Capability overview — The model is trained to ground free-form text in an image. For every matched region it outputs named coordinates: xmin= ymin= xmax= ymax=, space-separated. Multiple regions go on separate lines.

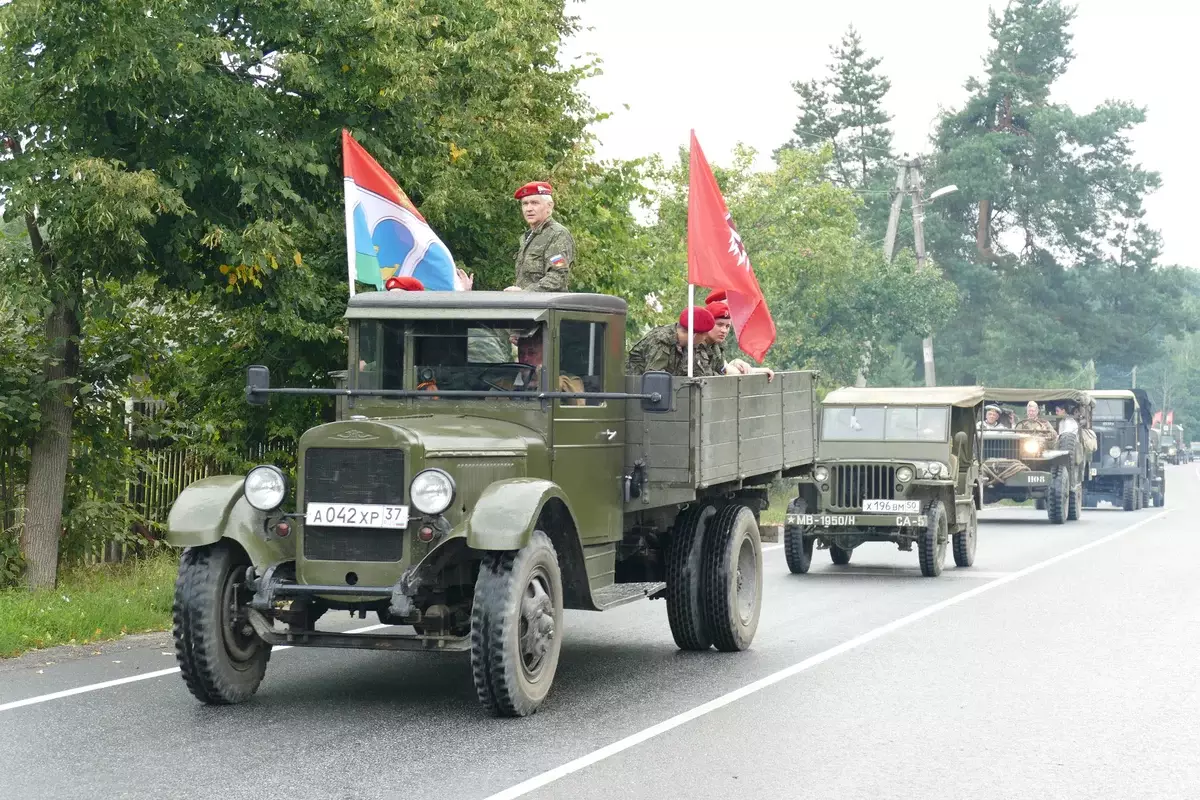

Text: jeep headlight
xmin=814 ymin=465 xmax=829 ymax=482
xmin=927 ymin=462 xmax=946 ymax=478
xmin=896 ymin=466 xmax=914 ymax=483
xmin=244 ymin=465 xmax=287 ymax=512
xmin=1022 ymin=438 xmax=1042 ymax=456
xmin=1169 ymin=447 xmax=1176 ymax=455
xmin=1108 ymin=445 xmax=1121 ymax=459
xmin=409 ymin=469 xmax=456 ymax=515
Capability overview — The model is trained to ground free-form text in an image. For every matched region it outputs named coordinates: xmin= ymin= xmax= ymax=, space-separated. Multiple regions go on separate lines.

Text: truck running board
xmin=591 ymin=582 xmax=667 ymax=610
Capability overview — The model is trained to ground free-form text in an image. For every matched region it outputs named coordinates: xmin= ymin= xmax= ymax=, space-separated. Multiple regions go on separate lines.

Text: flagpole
xmin=343 ymin=177 xmax=357 ymax=298
xmin=687 ymin=284 xmax=694 ymax=378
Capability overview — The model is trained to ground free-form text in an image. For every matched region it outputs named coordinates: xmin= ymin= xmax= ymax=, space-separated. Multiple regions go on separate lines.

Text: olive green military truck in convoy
xmin=165 ymin=292 xmax=817 ymax=717
xmin=979 ymin=389 xmax=1095 ymax=524
xmin=783 ymin=386 xmax=984 ymax=578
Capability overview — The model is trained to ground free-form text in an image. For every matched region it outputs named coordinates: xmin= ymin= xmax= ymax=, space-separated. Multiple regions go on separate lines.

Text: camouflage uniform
xmin=626 ymin=325 xmax=716 ymax=376
xmin=699 ymin=341 xmax=727 ymax=375
xmin=515 ymin=218 xmax=575 ymax=292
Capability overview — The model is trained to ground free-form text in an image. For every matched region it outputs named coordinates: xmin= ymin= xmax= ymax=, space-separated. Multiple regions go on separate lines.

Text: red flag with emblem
xmin=1153 ymin=410 xmax=1163 ymax=426
xmin=686 ymin=131 xmax=776 ymax=363
xmin=1166 ymin=410 xmax=1174 ymax=426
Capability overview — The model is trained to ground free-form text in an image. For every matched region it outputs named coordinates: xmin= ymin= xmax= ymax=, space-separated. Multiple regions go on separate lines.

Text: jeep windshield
xmin=822 ymin=405 xmax=949 ymax=442
xmin=355 ymin=318 xmax=544 ymax=396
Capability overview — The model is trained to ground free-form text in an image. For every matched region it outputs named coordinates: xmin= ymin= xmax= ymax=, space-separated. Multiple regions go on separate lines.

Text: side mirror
xmin=247 ymin=365 xmax=271 ymax=406
xmin=640 ymin=371 xmax=673 ymax=413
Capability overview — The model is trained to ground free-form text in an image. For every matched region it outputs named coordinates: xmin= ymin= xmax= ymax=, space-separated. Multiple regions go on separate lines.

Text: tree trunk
xmin=20 ymin=292 xmax=79 ymax=589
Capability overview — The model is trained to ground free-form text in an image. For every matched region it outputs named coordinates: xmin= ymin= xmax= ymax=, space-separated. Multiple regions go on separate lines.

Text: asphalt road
xmin=2 ymin=466 xmax=1197 ymax=800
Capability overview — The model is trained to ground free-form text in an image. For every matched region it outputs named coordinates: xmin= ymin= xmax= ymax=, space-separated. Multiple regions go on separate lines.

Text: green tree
xmin=0 ymin=0 xmax=607 ymax=587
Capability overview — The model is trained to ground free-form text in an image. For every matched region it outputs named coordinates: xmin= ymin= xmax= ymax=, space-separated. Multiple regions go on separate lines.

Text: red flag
xmin=686 ymin=131 xmax=776 ymax=363
xmin=1166 ymin=410 xmax=1174 ymax=426
xmin=1153 ymin=411 xmax=1163 ymax=426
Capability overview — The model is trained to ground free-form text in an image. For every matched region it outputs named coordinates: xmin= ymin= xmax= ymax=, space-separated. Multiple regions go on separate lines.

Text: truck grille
xmin=830 ymin=464 xmax=895 ymax=509
xmin=303 ymin=447 xmax=405 ymax=562
xmin=983 ymin=437 xmax=1021 ymax=461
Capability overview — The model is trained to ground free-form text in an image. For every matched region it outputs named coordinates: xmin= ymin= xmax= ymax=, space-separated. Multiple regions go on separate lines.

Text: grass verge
xmin=0 ymin=553 xmax=178 ymax=658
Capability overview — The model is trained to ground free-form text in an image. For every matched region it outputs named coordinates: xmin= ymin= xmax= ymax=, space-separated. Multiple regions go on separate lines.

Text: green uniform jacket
xmin=626 ymin=325 xmax=718 ymax=377
xmin=515 ymin=218 xmax=575 ymax=292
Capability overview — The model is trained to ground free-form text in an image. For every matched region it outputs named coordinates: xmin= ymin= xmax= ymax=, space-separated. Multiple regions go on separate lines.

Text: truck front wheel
xmin=701 ymin=505 xmax=763 ymax=652
xmin=470 ymin=531 xmax=564 ymax=717
xmin=173 ymin=541 xmax=272 ymax=705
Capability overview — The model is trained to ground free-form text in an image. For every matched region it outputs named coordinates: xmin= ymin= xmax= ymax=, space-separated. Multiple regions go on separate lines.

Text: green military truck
xmin=164 ymin=291 xmax=817 ymax=717
xmin=979 ymin=389 xmax=1094 ymax=523
xmin=783 ymin=386 xmax=984 ymax=578
xmin=1085 ymin=389 xmax=1160 ymax=509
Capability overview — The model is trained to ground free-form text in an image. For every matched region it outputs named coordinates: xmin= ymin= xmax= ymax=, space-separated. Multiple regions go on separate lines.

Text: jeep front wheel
xmin=953 ymin=502 xmax=977 ymax=568
xmin=784 ymin=498 xmax=813 ymax=574
xmin=470 ymin=531 xmax=564 ymax=717
xmin=701 ymin=504 xmax=763 ymax=652
xmin=173 ymin=541 xmax=272 ymax=705
xmin=1046 ymin=466 xmax=1068 ymax=524
xmin=919 ymin=500 xmax=947 ymax=577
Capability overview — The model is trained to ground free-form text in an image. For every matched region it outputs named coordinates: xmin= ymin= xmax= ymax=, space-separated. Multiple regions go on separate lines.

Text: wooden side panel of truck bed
xmin=623 ymin=371 xmax=816 ymax=512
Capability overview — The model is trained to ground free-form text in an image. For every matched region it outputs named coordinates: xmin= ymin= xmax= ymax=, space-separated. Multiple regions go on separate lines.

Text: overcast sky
xmin=562 ymin=0 xmax=1198 ymax=268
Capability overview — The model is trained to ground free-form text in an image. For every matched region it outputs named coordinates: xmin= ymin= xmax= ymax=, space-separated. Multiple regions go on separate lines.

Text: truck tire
xmin=1122 ymin=480 xmax=1136 ymax=511
xmin=783 ymin=498 xmax=813 ymax=575
xmin=829 ymin=544 xmax=852 ymax=565
xmin=1067 ymin=483 xmax=1082 ymax=521
xmin=700 ymin=504 xmax=763 ymax=652
xmin=920 ymin=500 xmax=947 ymax=577
xmin=953 ymin=503 xmax=977 ymax=568
xmin=666 ymin=504 xmax=717 ymax=651
xmin=173 ymin=541 xmax=272 ymax=705
xmin=1046 ymin=466 xmax=1068 ymax=524
xmin=1154 ymin=475 xmax=1166 ymax=507
xmin=470 ymin=531 xmax=564 ymax=717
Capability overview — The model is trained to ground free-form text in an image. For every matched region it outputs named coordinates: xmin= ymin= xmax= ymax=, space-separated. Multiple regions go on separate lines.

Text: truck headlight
xmin=814 ymin=466 xmax=829 ymax=482
xmin=410 ymin=469 xmax=455 ymax=515
xmin=896 ymin=466 xmax=914 ymax=483
xmin=927 ymin=462 xmax=946 ymax=477
xmin=1022 ymin=438 xmax=1041 ymax=456
xmin=1108 ymin=446 xmax=1121 ymax=459
xmin=244 ymin=465 xmax=287 ymax=512
xmin=1169 ymin=447 xmax=1176 ymax=455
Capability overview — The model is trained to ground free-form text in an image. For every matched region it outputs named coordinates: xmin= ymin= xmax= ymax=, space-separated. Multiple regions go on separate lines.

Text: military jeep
xmin=164 ymin=291 xmax=817 ymax=716
xmin=784 ymin=386 xmax=984 ymax=578
xmin=979 ymin=389 xmax=1095 ymax=524
xmin=1085 ymin=389 xmax=1160 ymax=509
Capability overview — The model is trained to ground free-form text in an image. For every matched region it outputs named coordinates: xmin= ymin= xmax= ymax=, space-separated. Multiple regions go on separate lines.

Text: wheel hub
xmin=519 ymin=572 xmax=555 ymax=677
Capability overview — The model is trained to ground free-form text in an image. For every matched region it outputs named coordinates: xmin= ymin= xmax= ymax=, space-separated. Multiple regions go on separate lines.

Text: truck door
xmin=551 ymin=315 xmax=624 ymax=544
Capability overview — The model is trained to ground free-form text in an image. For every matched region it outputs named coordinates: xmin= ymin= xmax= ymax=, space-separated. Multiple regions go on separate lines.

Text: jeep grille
xmin=830 ymin=464 xmax=895 ymax=510
xmin=983 ymin=437 xmax=1021 ymax=461
xmin=303 ymin=447 xmax=405 ymax=562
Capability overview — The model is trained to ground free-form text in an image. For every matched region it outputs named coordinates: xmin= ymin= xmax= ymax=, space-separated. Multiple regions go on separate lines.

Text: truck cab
xmin=1085 ymin=389 xmax=1160 ymax=509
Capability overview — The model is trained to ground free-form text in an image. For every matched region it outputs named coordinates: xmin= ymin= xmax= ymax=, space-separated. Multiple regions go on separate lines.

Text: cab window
xmin=1093 ymin=399 xmax=1129 ymax=420
xmin=559 ymin=320 xmax=606 ymax=407
xmin=355 ymin=320 xmax=405 ymax=390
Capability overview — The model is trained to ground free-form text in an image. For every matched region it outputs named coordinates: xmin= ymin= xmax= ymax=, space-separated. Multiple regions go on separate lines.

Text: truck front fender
xmin=464 ymin=478 xmax=575 ymax=551
xmin=165 ymin=475 xmax=292 ymax=567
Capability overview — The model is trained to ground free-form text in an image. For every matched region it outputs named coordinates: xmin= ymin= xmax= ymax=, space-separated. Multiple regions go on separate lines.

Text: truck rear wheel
xmin=470 ymin=531 xmax=564 ymax=717
xmin=666 ymin=504 xmax=717 ymax=651
xmin=1046 ymin=466 xmax=1068 ymax=524
xmin=829 ymin=544 xmax=852 ymax=565
xmin=952 ymin=503 xmax=977 ymax=568
xmin=700 ymin=504 xmax=763 ymax=652
xmin=783 ymin=498 xmax=813 ymax=574
xmin=173 ymin=541 xmax=272 ymax=705
xmin=919 ymin=501 xmax=947 ymax=577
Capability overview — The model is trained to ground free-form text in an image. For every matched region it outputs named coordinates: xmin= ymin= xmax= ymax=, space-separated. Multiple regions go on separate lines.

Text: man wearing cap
xmin=626 ymin=307 xmax=718 ymax=377
xmin=982 ymin=405 xmax=1006 ymax=429
xmin=506 ymin=181 xmax=575 ymax=293
xmin=702 ymin=289 xmax=775 ymax=381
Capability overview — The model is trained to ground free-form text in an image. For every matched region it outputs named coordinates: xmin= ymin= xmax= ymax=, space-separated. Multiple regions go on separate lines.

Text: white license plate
xmin=787 ymin=513 xmax=927 ymax=528
xmin=1026 ymin=474 xmax=1048 ymax=484
xmin=305 ymin=502 xmax=409 ymax=529
xmin=862 ymin=499 xmax=920 ymax=513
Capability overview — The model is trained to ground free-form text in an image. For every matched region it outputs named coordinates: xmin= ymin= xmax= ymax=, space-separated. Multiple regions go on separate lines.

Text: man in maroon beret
xmin=625 ymin=307 xmax=718 ymax=376
xmin=702 ymin=288 xmax=775 ymax=381
xmin=506 ymin=181 xmax=576 ymax=293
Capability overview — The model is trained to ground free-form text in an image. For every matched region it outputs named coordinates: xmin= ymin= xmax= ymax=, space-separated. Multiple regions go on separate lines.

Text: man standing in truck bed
xmin=626 ymin=307 xmax=717 ymax=377
xmin=505 ymin=181 xmax=575 ymax=292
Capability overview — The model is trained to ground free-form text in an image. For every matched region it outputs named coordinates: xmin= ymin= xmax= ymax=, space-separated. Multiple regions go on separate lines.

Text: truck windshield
xmin=357 ymin=319 xmax=544 ymax=396
xmin=1093 ymin=399 xmax=1129 ymax=420
xmin=822 ymin=406 xmax=949 ymax=442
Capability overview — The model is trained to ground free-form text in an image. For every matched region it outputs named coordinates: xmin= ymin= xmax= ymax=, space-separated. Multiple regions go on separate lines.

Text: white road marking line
xmin=800 ymin=570 xmax=1012 ymax=580
xmin=761 ymin=543 xmax=782 ymax=552
xmin=481 ymin=510 xmax=1171 ymax=800
xmin=0 ymin=623 xmax=390 ymax=713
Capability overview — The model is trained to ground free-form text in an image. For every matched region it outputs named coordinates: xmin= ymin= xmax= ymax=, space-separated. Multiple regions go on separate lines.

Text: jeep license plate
xmin=305 ymin=503 xmax=409 ymax=529
xmin=862 ymin=499 xmax=920 ymax=513
xmin=786 ymin=513 xmax=928 ymax=528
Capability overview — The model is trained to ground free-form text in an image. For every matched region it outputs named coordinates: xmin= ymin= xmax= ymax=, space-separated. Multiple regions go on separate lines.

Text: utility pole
xmin=1131 ymin=365 xmax=1137 ymax=389
xmin=855 ymin=163 xmax=909 ymax=388
xmin=908 ymin=157 xmax=936 ymax=387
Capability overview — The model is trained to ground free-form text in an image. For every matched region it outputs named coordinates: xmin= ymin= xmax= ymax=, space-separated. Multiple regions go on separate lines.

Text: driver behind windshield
xmin=513 ymin=332 xmax=585 ymax=405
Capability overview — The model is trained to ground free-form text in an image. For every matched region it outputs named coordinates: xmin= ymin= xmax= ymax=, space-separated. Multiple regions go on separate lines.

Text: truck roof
xmin=823 ymin=386 xmax=986 ymax=408
xmin=985 ymin=388 xmax=1094 ymax=406
xmin=1087 ymin=389 xmax=1136 ymax=400
xmin=345 ymin=290 xmax=628 ymax=320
